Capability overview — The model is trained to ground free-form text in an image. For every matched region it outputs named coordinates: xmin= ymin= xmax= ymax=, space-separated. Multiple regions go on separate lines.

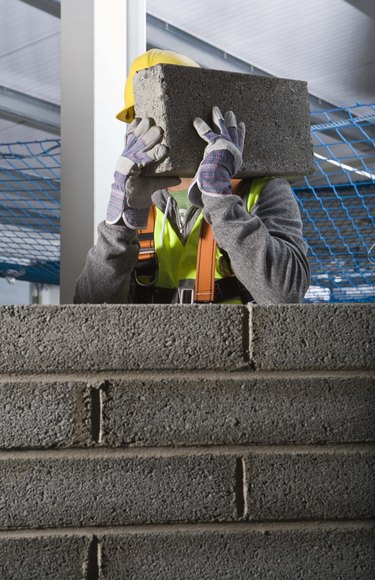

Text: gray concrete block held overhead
xmin=133 ymin=64 xmax=314 ymax=178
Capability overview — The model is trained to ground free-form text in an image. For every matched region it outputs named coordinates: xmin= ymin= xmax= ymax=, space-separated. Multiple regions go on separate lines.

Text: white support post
xmin=126 ymin=0 xmax=146 ymax=70
xmin=60 ymin=0 xmax=146 ymax=304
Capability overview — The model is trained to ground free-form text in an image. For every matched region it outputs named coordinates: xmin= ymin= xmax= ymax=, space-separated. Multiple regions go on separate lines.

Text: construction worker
xmin=74 ymin=49 xmax=310 ymax=305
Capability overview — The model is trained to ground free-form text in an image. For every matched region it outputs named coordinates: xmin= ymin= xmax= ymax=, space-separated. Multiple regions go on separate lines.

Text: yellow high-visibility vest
xmin=150 ymin=177 xmax=271 ymax=304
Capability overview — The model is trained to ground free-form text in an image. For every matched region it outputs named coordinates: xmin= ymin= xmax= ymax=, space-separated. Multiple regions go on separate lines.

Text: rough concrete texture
xmin=246 ymin=448 xmax=375 ymax=521
xmin=0 ymin=381 xmax=91 ymax=449
xmin=0 ymin=305 xmax=247 ymax=372
xmin=0 ymin=454 xmax=235 ymax=529
xmin=0 ymin=535 xmax=90 ymax=580
xmin=250 ymin=303 xmax=375 ymax=370
xmin=99 ymin=526 xmax=375 ymax=580
xmin=101 ymin=375 xmax=375 ymax=447
xmin=133 ymin=64 xmax=314 ymax=178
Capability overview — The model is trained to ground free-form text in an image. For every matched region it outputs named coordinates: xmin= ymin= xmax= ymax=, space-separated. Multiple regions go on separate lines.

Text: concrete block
xmin=246 ymin=448 xmax=375 ymax=521
xmin=133 ymin=64 xmax=314 ymax=178
xmin=101 ymin=375 xmax=375 ymax=447
xmin=0 ymin=453 xmax=236 ymax=529
xmin=100 ymin=526 xmax=375 ymax=580
xmin=0 ymin=535 xmax=90 ymax=580
xmin=0 ymin=381 xmax=91 ymax=448
xmin=250 ymin=304 xmax=375 ymax=370
xmin=0 ymin=305 xmax=247 ymax=372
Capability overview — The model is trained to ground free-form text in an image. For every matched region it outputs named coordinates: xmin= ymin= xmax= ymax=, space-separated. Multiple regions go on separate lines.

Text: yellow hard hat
xmin=116 ymin=49 xmax=200 ymax=123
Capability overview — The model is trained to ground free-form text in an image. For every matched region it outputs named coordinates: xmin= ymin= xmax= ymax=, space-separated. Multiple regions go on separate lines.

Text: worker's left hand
xmin=188 ymin=106 xmax=245 ymax=207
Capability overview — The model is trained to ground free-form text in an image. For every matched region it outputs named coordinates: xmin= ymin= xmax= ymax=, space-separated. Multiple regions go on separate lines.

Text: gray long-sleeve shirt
xmin=74 ymin=178 xmax=310 ymax=305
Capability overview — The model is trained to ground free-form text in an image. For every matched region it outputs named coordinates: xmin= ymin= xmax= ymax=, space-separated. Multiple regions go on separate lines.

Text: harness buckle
xmin=134 ymin=270 xmax=156 ymax=287
xmin=134 ymin=254 xmax=158 ymax=288
xmin=178 ymin=288 xmax=194 ymax=304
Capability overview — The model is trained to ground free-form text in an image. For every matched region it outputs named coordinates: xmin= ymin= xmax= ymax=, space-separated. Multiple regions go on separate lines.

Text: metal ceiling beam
xmin=0 ymin=86 xmax=60 ymax=135
xmin=19 ymin=0 xmax=61 ymax=18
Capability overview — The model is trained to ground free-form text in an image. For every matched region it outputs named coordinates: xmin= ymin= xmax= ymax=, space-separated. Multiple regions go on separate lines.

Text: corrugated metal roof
xmin=0 ymin=0 xmax=60 ymax=102
xmin=0 ymin=0 xmax=374 ymax=142
xmin=0 ymin=0 xmax=60 ymax=142
xmin=147 ymin=0 xmax=375 ymax=107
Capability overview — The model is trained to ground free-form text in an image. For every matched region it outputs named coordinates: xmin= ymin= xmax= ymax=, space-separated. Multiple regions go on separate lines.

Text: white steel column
xmin=126 ymin=0 xmax=146 ymax=70
xmin=60 ymin=0 xmax=146 ymax=304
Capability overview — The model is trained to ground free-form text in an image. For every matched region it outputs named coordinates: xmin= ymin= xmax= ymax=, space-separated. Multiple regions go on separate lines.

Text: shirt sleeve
xmin=73 ymin=220 xmax=140 ymax=304
xmin=201 ymin=178 xmax=310 ymax=304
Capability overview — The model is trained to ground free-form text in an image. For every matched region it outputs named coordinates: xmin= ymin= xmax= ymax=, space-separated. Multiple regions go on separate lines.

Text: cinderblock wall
xmin=0 ymin=304 xmax=374 ymax=579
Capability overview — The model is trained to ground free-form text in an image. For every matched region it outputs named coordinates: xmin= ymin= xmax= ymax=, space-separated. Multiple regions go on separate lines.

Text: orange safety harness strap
xmin=194 ymin=219 xmax=217 ymax=302
xmin=137 ymin=205 xmax=156 ymax=261
xmin=194 ymin=183 xmax=248 ymax=302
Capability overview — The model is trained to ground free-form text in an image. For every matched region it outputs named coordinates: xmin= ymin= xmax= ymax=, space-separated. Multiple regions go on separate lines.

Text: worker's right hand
xmin=106 ymin=118 xmax=179 ymax=227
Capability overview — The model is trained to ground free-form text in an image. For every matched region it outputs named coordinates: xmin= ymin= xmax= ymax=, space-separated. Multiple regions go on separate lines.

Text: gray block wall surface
xmin=133 ymin=64 xmax=314 ymax=178
xmin=0 ymin=304 xmax=247 ymax=372
xmin=99 ymin=526 xmax=375 ymax=580
xmin=0 ymin=374 xmax=373 ymax=450
xmin=101 ymin=375 xmax=375 ymax=447
xmin=0 ymin=452 xmax=236 ymax=529
xmin=0 ymin=525 xmax=374 ymax=580
xmin=0 ymin=303 xmax=374 ymax=578
xmin=0 ymin=381 xmax=91 ymax=448
xmin=0 ymin=535 xmax=90 ymax=580
xmin=250 ymin=303 xmax=375 ymax=370
xmin=245 ymin=448 xmax=375 ymax=521
xmin=0 ymin=303 xmax=373 ymax=373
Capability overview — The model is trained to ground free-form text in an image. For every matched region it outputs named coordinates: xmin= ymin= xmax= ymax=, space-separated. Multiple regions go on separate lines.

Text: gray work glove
xmin=188 ymin=106 xmax=245 ymax=207
xmin=106 ymin=118 xmax=180 ymax=228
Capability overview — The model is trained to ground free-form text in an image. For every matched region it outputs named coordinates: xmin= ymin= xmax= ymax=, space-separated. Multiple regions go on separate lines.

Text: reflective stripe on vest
xmin=138 ymin=177 xmax=272 ymax=304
